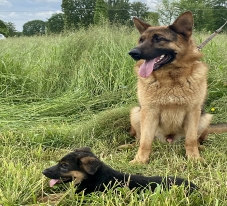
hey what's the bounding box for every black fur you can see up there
[42,147,198,195]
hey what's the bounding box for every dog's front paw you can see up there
[186,151,203,161]
[129,155,149,164]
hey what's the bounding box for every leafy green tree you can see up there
[47,13,64,33]
[108,0,131,24]
[130,1,149,19]
[94,0,108,24]
[157,0,178,25]
[211,0,227,31]
[157,0,226,31]
[0,20,9,37]
[174,0,214,31]
[145,12,159,26]
[61,0,75,30]
[23,20,46,36]
[4,22,17,36]
[61,0,95,29]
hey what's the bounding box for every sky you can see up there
[0,0,159,32]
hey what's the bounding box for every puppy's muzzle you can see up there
[42,169,51,176]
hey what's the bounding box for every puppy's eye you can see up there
[60,163,69,170]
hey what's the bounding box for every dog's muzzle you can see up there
[128,48,142,60]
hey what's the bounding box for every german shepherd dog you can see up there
[128,11,227,164]
[42,147,197,195]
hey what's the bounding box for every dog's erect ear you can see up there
[133,17,151,34]
[74,147,91,153]
[80,156,101,175]
[169,11,193,39]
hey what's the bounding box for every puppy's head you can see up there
[42,147,102,187]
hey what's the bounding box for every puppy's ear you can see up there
[74,147,91,153]
[133,17,151,34]
[169,11,193,39]
[80,157,101,175]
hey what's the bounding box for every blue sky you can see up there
[0,0,159,32]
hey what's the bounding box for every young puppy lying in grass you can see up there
[42,147,197,195]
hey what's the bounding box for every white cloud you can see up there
[35,10,54,18]
[9,12,18,17]
[0,0,12,7]
[147,0,159,10]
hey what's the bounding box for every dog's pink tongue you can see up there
[49,179,59,187]
[167,138,173,143]
[139,58,156,78]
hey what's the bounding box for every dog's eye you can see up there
[139,37,144,43]
[60,163,69,170]
[153,34,166,43]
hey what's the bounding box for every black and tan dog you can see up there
[128,11,227,164]
[42,147,197,195]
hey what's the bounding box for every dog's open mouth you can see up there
[139,54,173,78]
[49,178,71,187]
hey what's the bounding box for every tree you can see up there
[23,20,46,36]
[94,0,108,24]
[47,13,64,34]
[174,0,214,31]
[61,0,96,29]
[145,12,159,26]
[130,1,149,19]
[107,0,131,24]
[157,0,178,25]
[4,22,17,36]
[211,0,227,31]
[61,0,76,30]
[157,0,226,31]
[0,20,9,37]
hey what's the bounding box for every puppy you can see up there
[42,147,197,195]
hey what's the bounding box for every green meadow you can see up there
[0,24,227,205]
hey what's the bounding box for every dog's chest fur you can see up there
[136,60,208,107]
[135,59,208,140]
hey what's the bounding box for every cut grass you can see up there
[0,24,226,205]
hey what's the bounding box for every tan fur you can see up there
[64,171,86,184]
[129,12,227,164]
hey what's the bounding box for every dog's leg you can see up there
[117,107,140,150]
[197,113,213,144]
[184,109,201,159]
[130,107,159,164]
[130,106,141,141]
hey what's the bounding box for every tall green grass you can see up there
[0,24,227,205]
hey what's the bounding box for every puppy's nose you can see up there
[42,169,51,175]
[128,48,142,60]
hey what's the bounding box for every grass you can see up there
[0,23,227,205]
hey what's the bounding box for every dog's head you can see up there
[129,11,196,78]
[42,147,102,187]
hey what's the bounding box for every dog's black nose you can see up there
[42,169,50,175]
[128,48,142,60]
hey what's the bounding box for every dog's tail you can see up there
[207,123,227,134]
[199,123,227,143]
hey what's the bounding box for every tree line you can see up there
[157,0,227,32]
[0,0,226,37]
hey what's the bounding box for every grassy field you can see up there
[0,23,227,205]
